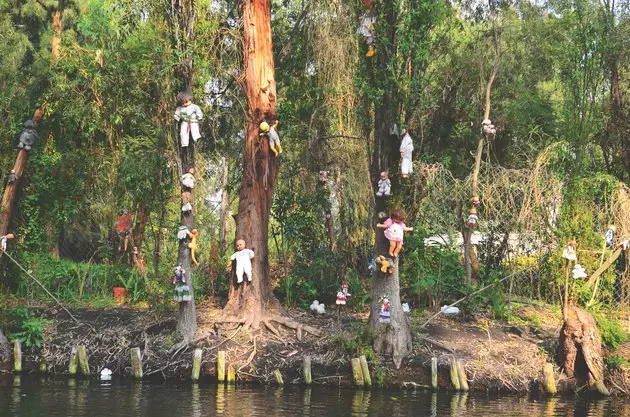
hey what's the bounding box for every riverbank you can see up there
[2,298,630,395]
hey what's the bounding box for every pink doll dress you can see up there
[383,218,405,242]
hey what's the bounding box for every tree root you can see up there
[215,313,322,339]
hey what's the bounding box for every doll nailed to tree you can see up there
[259,120,283,156]
[228,239,255,283]
[376,171,391,197]
[377,209,414,257]
[173,265,192,302]
[173,92,203,148]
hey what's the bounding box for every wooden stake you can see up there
[227,366,236,384]
[13,340,21,373]
[68,346,78,376]
[130,347,143,379]
[449,358,460,390]
[543,363,557,395]
[457,360,469,391]
[77,345,89,375]
[431,357,438,390]
[273,369,284,385]
[217,350,226,382]
[191,349,202,382]
[351,357,365,386]
[359,355,372,387]
[303,356,312,385]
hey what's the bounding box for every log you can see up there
[130,347,143,379]
[587,248,622,287]
[543,363,556,395]
[273,369,284,385]
[227,366,236,384]
[0,149,28,236]
[191,349,202,382]
[457,360,469,391]
[13,340,21,373]
[217,351,226,382]
[77,345,89,375]
[449,358,460,390]
[39,351,47,373]
[303,356,312,385]
[68,346,78,376]
[351,358,365,386]
[359,355,372,387]
[431,357,438,390]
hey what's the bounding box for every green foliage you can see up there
[6,307,48,349]
[605,354,629,370]
[592,312,628,351]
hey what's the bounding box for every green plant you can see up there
[605,354,629,370]
[7,308,48,349]
[592,312,627,351]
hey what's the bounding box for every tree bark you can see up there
[51,8,64,63]
[219,156,230,254]
[0,150,28,236]
[221,0,279,328]
[132,206,149,253]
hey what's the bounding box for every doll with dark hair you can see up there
[377,209,413,257]
[174,92,203,148]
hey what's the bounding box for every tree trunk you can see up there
[0,150,29,237]
[219,156,230,253]
[51,9,64,63]
[221,0,279,328]
[557,306,609,395]
[367,0,412,368]
[132,206,149,253]
[0,328,9,364]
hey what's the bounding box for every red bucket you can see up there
[113,287,127,304]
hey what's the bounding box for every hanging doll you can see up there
[572,264,587,279]
[173,265,192,302]
[0,234,15,252]
[561,240,577,261]
[18,120,37,151]
[182,168,196,189]
[188,229,199,266]
[400,128,414,178]
[259,120,283,156]
[470,195,481,207]
[375,255,394,274]
[114,210,133,252]
[379,297,391,323]
[341,282,351,298]
[319,171,329,189]
[482,119,496,136]
[376,171,391,197]
[377,209,414,257]
[7,170,17,185]
[173,92,203,148]
[182,191,193,214]
[177,225,190,240]
[229,239,255,283]
[467,208,478,228]
[336,288,347,305]
[357,13,376,57]
[605,225,615,247]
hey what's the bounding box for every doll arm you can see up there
[195,105,203,121]
[248,250,255,259]
[403,226,414,232]
[173,107,182,121]
[376,223,388,229]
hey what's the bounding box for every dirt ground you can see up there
[3,298,630,394]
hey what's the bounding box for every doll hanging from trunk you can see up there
[376,171,391,197]
[259,120,283,157]
[228,239,255,283]
[357,13,376,57]
[0,234,15,252]
[173,265,192,302]
[174,92,203,149]
[377,209,413,257]
[467,208,478,228]
[400,128,414,178]
[379,296,391,323]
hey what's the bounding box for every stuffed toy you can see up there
[173,265,192,302]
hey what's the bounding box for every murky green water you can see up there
[1,377,629,416]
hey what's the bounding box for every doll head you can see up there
[319,170,327,180]
[188,168,195,175]
[174,264,183,274]
[608,224,616,232]
[177,91,193,107]
[469,207,477,215]
[471,195,480,206]
[259,121,270,133]
[567,240,577,248]
[390,209,407,223]
[10,169,15,175]
[191,229,198,238]
[236,239,246,251]
[401,128,407,136]
[380,171,389,180]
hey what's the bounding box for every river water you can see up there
[1,377,629,416]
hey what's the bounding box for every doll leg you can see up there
[236,265,244,283]
[244,262,253,281]
[388,240,396,257]
[269,142,279,156]
[393,241,403,257]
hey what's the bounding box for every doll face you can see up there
[236,239,246,251]
[188,168,195,175]
[182,99,192,107]
[380,172,388,179]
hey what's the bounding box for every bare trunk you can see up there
[132,206,149,253]
[219,157,230,253]
[0,150,29,236]
[222,0,279,328]
[0,329,8,365]
[51,9,64,64]
[46,220,60,258]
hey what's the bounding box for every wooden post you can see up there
[351,357,365,386]
[449,358,460,390]
[543,363,557,395]
[130,347,143,379]
[303,356,312,385]
[191,349,202,382]
[431,357,438,390]
[457,360,469,391]
[13,340,21,373]
[227,366,236,384]
[77,345,89,376]
[273,369,284,385]
[217,350,226,382]
[359,355,372,387]
[68,346,78,376]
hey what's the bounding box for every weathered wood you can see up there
[351,357,364,386]
[191,348,202,382]
[13,340,21,373]
[39,350,47,373]
[302,356,312,385]
[227,366,236,384]
[68,346,78,376]
[449,358,460,390]
[431,357,438,390]
[543,363,557,395]
[273,369,284,385]
[359,355,372,387]
[587,248,622,287]
[0,149,28,236]
[77,345,89,375]
[457,360,469,391]
[130,347,143,379]
[217,350,226,382]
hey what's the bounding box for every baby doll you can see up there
[7,170,17,185]
[228,239,255,283]
[173,92,203,148]
[0,234,15,252]
[376,171,391,197]
[562,240,577,261]
[319,171,329,189]
[467,208,478,228]
[188,229,199,266]
[259,120,283,156]
[379,297,391,323]
[377,209,413,257]
[357,13,376,57]
[173,265,192,302]
[182,168,196,189]
[336,288,347,305]
[18,120,37,150]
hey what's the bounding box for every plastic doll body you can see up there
[400,129,414,177]
[174,96,203,148]
[229,239,255,283]
[377,210,413,257]
[376,172,391,197]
